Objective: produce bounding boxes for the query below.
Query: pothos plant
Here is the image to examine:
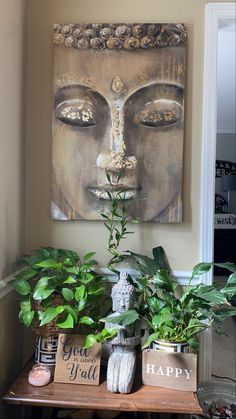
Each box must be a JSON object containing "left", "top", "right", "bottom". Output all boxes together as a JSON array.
[
  {"left": 100, "top": 247, "right": 236, "bottom": 350},
  {"left": 11, "top": 247, "right": 112, "bottom": 340},
  {"left": 127, "top": 248, "right": 236, "bottom": 350}
]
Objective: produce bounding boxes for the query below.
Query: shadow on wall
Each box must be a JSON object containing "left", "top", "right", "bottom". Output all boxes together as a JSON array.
[{"left": 0, "top": 291, "right": 24, "bottom": 419}]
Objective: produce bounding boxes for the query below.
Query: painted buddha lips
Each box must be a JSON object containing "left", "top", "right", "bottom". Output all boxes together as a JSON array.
[{"left": 88, "top": 184, "right": 139, "bottom": 200}]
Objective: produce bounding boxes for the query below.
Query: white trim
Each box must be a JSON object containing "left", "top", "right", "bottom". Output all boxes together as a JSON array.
[
  {"left": 97, "top": 268, "right": 200, "bottom": 285},
  {"left": 200, "top": 2, "right": 236, "bottom": 382},
  {"left": 0, "top": 268, "right": 199, "bottom": 301}
]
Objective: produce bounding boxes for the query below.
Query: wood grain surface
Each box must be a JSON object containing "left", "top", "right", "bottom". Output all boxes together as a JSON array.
[{"left": 3, "top": 362, "right": 202, "bottom": 414}]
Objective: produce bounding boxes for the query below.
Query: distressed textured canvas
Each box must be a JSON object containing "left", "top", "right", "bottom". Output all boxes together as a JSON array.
[{"left": 51, "top": 23, "right": 186, "bottom": 222}]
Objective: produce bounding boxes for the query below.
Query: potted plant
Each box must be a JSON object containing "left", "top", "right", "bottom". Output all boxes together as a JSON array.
[
  {"left": 11, "top": 247, "right": 113, "bottom": 363},
  {"left": 127, "top": 247, "right": 236, "bottom": 351},
  {"left": 12, "top": 247, "right": 107, "bottom": 333}
]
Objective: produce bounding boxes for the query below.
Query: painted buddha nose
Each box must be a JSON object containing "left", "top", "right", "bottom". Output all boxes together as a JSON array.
[{"left": 96, "top": 146, "right": 137, "bottom": 171}]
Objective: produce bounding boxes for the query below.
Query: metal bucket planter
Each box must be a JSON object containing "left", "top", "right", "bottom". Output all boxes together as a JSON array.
[{"left": 152, "top": 339, "right": 190, "bottom": 353}]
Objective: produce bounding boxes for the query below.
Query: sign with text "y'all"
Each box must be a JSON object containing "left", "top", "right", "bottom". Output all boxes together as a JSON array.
[
  {"left": 142, "top": 349, "right": 197, "bottom": 391},
  {"left": 54, "top": 334, "right": 101, "bottom": 385}
]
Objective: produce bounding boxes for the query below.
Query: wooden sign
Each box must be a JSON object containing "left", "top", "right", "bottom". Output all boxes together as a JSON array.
[
  {"left": 54, "top": 334, "right": 101, "bottom": 385},
  {"left": 142, "top": 349, "right": 197, "bottom": 392}
]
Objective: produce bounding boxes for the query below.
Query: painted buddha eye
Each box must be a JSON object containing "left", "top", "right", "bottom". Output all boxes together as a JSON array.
[
  {"left": 133, "top": 99, "right": 182, "bottom": 127},
  {"left": 56, "top": 99, "right": 96, "bottom": 127}
]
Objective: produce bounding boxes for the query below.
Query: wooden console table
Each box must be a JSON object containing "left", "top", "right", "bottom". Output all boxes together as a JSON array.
[{"left": 3, "top": 363, "right": 202, "bottom": 415}]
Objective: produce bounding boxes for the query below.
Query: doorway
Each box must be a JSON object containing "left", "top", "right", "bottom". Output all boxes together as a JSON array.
[{"left": 200, "top": 3, "right": 236, "bottom": 381}]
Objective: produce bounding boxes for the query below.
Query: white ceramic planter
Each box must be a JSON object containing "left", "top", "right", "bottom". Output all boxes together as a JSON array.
[{"left": 152, "top": 340, "right": 190, "bottom": 353}]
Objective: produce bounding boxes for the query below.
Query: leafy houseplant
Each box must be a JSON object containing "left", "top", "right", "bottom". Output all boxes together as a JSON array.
[
  {"left": 12, "top": 247, "right": 108, "bottom": 336},
  {"left": 128, "top": 248, "right": 236, "bottom": 350}
]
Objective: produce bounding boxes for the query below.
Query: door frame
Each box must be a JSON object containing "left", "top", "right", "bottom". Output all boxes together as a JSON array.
[{"left": 199, "top": 2, "right": 236, "bottom": 381}]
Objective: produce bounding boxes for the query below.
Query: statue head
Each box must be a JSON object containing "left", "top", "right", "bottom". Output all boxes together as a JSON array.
[{"left": 111, "top": 270, "right": 135, "bottom": 314}]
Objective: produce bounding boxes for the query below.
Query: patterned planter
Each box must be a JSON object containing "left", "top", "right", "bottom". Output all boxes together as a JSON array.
[{"left": 34, "top": 335, "right": 58, "bottom": 366}]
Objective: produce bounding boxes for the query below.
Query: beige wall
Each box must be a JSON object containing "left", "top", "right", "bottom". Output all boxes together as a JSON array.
[
  {"left": 0, "top": 0, "right": 26, "bottom": 278},
  {"left": 26, "top": 0, "right": 234, "bottom": 271},
  {"left": 0, "top": 293, "right": 24, "bottom": 418},
  {"left": 0, "top": 1, "right": 26, "bottom": 417}
]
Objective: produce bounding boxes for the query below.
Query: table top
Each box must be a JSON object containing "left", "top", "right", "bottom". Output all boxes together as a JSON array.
[{"left": 3, "top": 363, "right": 202, "bottom": 414}]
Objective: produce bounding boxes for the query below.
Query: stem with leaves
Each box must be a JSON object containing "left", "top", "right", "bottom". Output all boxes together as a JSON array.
[{"left": 101, "top": 170, "right": 134, "bottom": 274}]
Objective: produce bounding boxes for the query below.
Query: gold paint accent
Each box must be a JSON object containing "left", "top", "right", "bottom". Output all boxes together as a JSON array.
[
  {"left": 137, "top": 72, "right": 150, "bottom": 83},
  {"left": 177, "top": 63, "right": 185, "bottom": 76},
  {"left": 111, "top": 76, "right": 124, "bottom": 94},
  {"left": 55, "top": 74, "right": 96, "bottom": 89}
]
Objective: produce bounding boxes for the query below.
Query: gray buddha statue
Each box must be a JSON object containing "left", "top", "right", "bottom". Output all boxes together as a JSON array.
[{"left": 105, "top": 270, "right": 140, "bottom": 394}]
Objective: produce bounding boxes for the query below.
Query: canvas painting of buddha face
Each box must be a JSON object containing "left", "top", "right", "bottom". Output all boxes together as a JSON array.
[{"left": 51, "top": 23, "right": 186, "bottom": 222}]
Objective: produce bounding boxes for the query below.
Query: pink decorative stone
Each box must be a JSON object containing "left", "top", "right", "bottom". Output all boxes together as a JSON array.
[{"left": 28, "top": 363, "right": 51, "bottom": 387}]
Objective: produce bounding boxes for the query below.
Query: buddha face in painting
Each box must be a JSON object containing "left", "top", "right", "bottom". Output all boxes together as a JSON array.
[{"left": 51, "top": 24, "right": 186, "bottom": 221}]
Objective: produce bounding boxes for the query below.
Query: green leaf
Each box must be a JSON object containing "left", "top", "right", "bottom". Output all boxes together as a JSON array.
[
  {"left": 64, "top": 305, "right": 78, "bottom": 323},
  {"left": 83, "top": 334, "right": 97, "bottom": 349},
  {"left": 191, "top": 262, "right": 212, "bottom": 278},
  {"left": 221, "top": 284, "right": 236, "bottom": 300},
  {"left": 12, "top": 278, "right": 31, "bottom": 295},
  {"left": 88, "top": 285, "right": 104, "bottom": 295},
  {"left": 79, "top": 316, "right": 94, "bottom": 325},
  {"left": 77, "top": 299, "right": 87, "bottom": 312},
  {"left": 152, "top": 246, "right": 170, "bottom": 271},
  {"left": 146, "top": 296, "right": 164, "bottom": 313},
  {"left": 22, "top": 311, "right": 35, "bottom": 327},
  {"left": 80, "top": 273, "right": 94, "bottom": 284},
  {"left": 18, "top": 309, "right": 34, "bottom": 327},
  {"left": 213, "top": 306, "right": 236, "bottom": 321},
  {"left": 96, "top": 329, "right": 118, "bottom": 343},
  {"left": 104, "top": 223, "right": 111, "bottom": 232},
  {"left": 40, "top": 306, "right": 64, "bottom": 326},
  {"left": 83, "top": 252, "right": 96, "bottom": 261},
  {"left": 187, "top": 337, "right": 199, "bottom": 350},
  {"left": 62, "top": 288, "right": 74, "bottom": 301},
  {"left": 127, "top": 251, "right": 161, "bottom": 276},
  {"left": 157, "top": 307, "right": 174, "bottom": 327},
  {"left": 153, "top": 270, "right": 177, "bottom": 292},
  {"left": 142, "top": 332, "right": 160, "bottom": 349},
  {"left": 63, "top": 276, "right": 77, "bottom": 284},
  {"left": 151, "top": 314, "right": 160, "bottom": 330},
  {"left": 80, "top": 264, "right": 93, "bottom": 272},
  {"left": 35, "top": 259, "right": 62, "bottom": 269},
  {"left": 34, "top": 276, "right": 55, "bottom": 287},
  {"left": 14, "top": 268, "right": 37, "bottom": 281},
  {"left": 102, "top": 309, "right": 139, "bottom": 326},
  {"left": 75, "top": 285, "right": 85, "bottom": 301},
  {"left": 57, "top": 313, "right": 74, "bottom": 329},
  {"left": 65, "top": 266, "right": 78, "bottom": 274},
  {"left": 20, "top": 298, "right": 31, "bottom": 313},
  {"left": 33, "top": 286, "right": 55, "bottom": 301},
  {"left": 227, "top": 272, "right": 236, "bottom": 283},
  {"left": 199, "top": 290, "right": 227, "bottom": 304},
  {"left": 85, "top": 259, "right": 98, "bottom": 267}
]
